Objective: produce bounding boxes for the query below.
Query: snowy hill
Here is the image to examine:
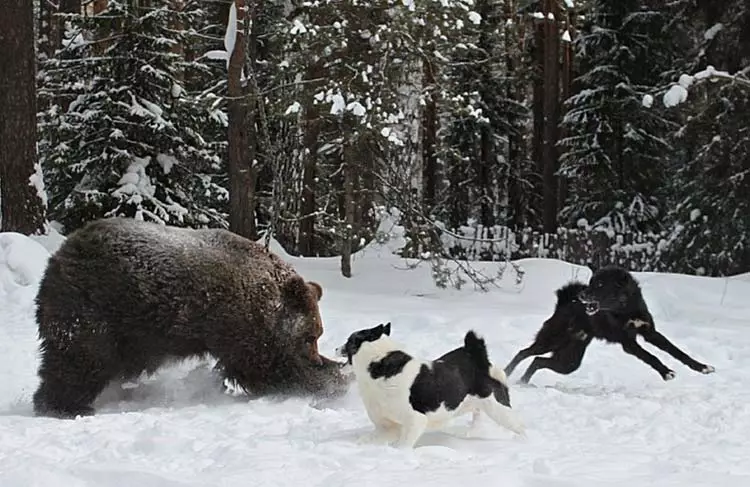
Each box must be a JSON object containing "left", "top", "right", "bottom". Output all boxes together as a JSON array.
[{"left": 0, "top": 228, "right": 748, "bottom": 487}]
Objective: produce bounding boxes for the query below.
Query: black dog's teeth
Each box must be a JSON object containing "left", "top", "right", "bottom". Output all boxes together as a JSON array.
[{"left": 585, "top": 302, "right": 599, "bottom": 314}]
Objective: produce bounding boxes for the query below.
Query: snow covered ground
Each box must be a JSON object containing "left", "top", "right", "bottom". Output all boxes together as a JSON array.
[{"left": 0, "top": 224, "right": 748, "bottom": 487}]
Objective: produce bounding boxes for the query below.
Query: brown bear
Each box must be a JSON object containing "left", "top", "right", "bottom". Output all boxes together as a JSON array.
[{"left": 32, "top": 217, "right": 349, "bottom": 418}]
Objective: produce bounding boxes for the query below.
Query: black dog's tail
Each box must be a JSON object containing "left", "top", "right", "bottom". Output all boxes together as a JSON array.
[{"left": 464, "top": 330, "right": 491, "bottom": 372}]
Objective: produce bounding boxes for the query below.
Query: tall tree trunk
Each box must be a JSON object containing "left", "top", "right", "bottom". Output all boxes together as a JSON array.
[
  {"left": 532, "top": 18, "right": 545, "bottom": 228},
  {"left": 422, "top": 60, "right": 438, "bottom": 214},
  {"left": 354, "top": 137, "right": 374, "bottom": 246},
  {"left": 0, "top": 0, "right": 47, "bottom": 234},
  {"left": 227, "top": 0, "right": 257, "bottom": 238},
  {"left": 476, "top": 0, "right": 494, "bottom": 228},
  {"left": 558, "top": 8, "right": 574, "bottom": 213},
  {"left": 478, "top": 128, "right": 493, "bottom": 226},
  {"left": 298, "top": 60, "right": 324, "bottom": 257},
  {"left": 92, "top": 0, "right": 109, "bottom": 57},
  {"left": 505, "top": 0, "right": 524, "bottom": 230},
  {"left": 542, "top": 0, "right": 560, "bottom": 233},
  {"left": 169, "top": 0, "right": 185, "bottom": 88},
  {"left": 340, "top": 144, "right": 356, "bottom": 278}
]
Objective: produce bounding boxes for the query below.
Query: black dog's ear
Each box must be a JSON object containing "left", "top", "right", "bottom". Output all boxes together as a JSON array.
[{"left": 382, "top": 322, "right": 391, "bottom": 336}]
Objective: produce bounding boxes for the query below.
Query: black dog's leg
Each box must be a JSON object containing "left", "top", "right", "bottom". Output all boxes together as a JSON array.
[
  {"left": 620, "top": 336, "right": 675, "bottom": 380},
  {"left": 505, "top": 343, "right": 553, "bottom": 377},
  {"left": 640, "top": 329, "right": 715, "bottom": 374},
  {"left": 519, "top": 340, "right": 590, "bottom": 384}
]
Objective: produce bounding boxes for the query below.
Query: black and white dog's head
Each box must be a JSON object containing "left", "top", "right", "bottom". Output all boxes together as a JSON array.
[
  {"left": 336, "top": 322, "right": 391, "bottom": 365},
  {"left": 578, "top": 266, "right": 642, "bottom": 316}
]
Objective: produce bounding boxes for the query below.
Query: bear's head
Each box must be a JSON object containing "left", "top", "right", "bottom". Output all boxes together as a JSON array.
[{"left": 277, "top": 275, "right": 326, "bottom": 365}]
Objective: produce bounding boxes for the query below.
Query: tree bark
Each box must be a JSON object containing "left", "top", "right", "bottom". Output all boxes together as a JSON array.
[
  {"left": 505, "top": 0, "right": 525, "bottom": 230},
  {"left": 532, "top": 18, "right": 545, "bottom": 228},
  {"left": 422, "top": 60, "right": 438, "bottom": 214},
  {"left": 558, "top": 7, "right": 574, "bottom": 213},
  {"left": 169, "top": 0, "right": 185, "bottom": 87},
  {"left": 0, "top": 0, "right": 47, "bottom": 234},
  {"left": 340, "top": 145, "right": 356, "bottom": 278},
  {"left": 298, "top": 60, "right": 324, "bottom": 257},
  {"left": 227, "top": 0, "right": 257, "bottom": 239},
  {"left": 542, "top": 0, "right": 560, "bottom": 233},
  {"left": 92, "top": 0, "right": 109, "bottom": 56}
]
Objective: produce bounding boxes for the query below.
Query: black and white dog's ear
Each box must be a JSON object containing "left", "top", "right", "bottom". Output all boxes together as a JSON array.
[{"left": 382, "top": 322, "right": 391, "bottom": 336}]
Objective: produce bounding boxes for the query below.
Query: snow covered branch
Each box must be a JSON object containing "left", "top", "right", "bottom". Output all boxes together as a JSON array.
[{"left": 643, "top": 65, "right": 750, "bottom": 109}]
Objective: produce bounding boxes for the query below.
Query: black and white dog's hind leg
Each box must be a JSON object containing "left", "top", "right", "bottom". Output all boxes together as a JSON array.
[
  {"left": 476, "top": 369, "right": 527, "bottom": 436},
  {"left": 461, "top": 332, "right": 526, "bottom": 436}
]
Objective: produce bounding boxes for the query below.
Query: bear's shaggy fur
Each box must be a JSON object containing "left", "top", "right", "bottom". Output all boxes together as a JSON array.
[{"left": 32, "top": 218, "right": 348, "bottom": 418}]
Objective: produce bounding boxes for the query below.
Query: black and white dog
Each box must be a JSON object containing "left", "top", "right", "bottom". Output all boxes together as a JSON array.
[
  {"left": 336, "top": 323, "right": 525, "bottom": 449},
  {"left": 505, "top": 266, "right": 716, "bottom": 384}
]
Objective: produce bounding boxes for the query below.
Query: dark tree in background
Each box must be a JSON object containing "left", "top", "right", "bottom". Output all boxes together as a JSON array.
[
  {"left": 558, "top": 0, "right": 675, "bottom": 234},
  {"left": 656, "top": 0, "right": 750, "bottom": 275},
  {"left": 23, "top": 0, "right": 750, "bottom": 279},
  {"left": 0, "top": 0, "right": 47, "bottom": 234}
]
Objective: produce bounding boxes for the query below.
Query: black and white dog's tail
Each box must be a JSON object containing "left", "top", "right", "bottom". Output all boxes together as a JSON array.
[
  {"left": 464, "top": 330, "right": 492, "bottom": 372},
  {"left": 463, "top": 330, "right": 525, "bottom": 435},
  {"left": 465, "top": 330, "right": 513, "bottom": 403}
]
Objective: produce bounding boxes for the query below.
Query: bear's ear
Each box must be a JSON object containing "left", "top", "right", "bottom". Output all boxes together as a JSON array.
[
  {"left": 307, "top": 281, "right": 323, "bottom": 301},
  {"left": 280, "top": 275, "right": 315, "bottom": 311}
]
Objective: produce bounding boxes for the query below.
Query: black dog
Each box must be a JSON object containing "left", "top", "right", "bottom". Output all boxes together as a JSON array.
[{"left": 505, "top": 266, "right": 715, "bottom": 383}]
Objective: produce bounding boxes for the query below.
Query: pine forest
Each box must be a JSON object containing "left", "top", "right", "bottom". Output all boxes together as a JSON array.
[{"left": 1, "top": 0, "right": 748, "bottom": 286}]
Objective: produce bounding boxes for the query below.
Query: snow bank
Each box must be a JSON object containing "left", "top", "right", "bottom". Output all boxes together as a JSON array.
[
  {"left": 1, "top": 221, "right": 749, "bottom": 486},
  {"left": 0, "top": 233, "right": 52, "bottom": 308}
]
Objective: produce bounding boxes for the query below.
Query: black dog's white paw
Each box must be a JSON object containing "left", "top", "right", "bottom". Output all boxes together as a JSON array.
[
  {"left": 700, "top": 365, "right": 716, "bottom": 374},
  {"left": 663, "top": 371, "right": 676, "bottom": 381}
]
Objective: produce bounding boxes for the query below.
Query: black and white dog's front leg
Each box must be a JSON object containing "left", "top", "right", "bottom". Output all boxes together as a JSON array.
[
  {"left": 640, "top": 327, "right": 715, "bottom": 375},
  {"left": 620, "top": 335, "right": 675, "bottom": 380}
]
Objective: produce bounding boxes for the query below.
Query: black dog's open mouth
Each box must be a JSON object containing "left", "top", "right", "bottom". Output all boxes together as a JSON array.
[
  {"left": 584, "top": 301, "right": 600, "bottom": 315},
  {"left": 578, "top": 292, "right": 600, "bottom": 315}
]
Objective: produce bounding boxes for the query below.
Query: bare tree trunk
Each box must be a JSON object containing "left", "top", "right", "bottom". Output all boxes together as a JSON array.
[
  {"left": 473, "top": 0, "right": 494, "bottom": 228},
  {"left": 227, "top": 0, "right": 257, "bottom": 239},
  {"left": 558, "top": 7, "right": 574, "bottom": 212},
  {"left": 478, "top": 128, "right": 493, "bottom": 226},
  {"left": 298, "top": 60, "right": 324, "bottom": 257},
  {"left": 505, "top": 0, "right": 524, "bottom": 230},
  {"left": 542, "top": 0, "right": 560, "bottom": 233},
  {"left": 354, "top": 138, "right": 374, "bottom": 246},
  {"left": 340, "top": 145, "right": 356, "bottom": 278},
  {"left": 532, "top": 18, "right": 545, "bottom": 228},
  {"left": 91, "top": 0, "right": 109, "bottom": 57},
  {"left": 169, "top": 0, "right": 185, "bottom": 87},
  {"left": 422, "top": 60, "right": 438, "bottom": 214},
  {"left": 0, "top": 0, "right": 47, "bottom": 234}
]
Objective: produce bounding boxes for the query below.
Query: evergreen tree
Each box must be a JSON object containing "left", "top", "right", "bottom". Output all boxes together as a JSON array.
[
  {"left": 558, "top": 0, "right": 676, "bottom": 234},
  {"left": 38, "top": 0, "right": 228, "bottom": 232},
  {"left": 441, "top": 0, "right": 532, "bottom": 242},
  {"left": 657, "top": 0, "right": 750, "bottom": 276}
]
